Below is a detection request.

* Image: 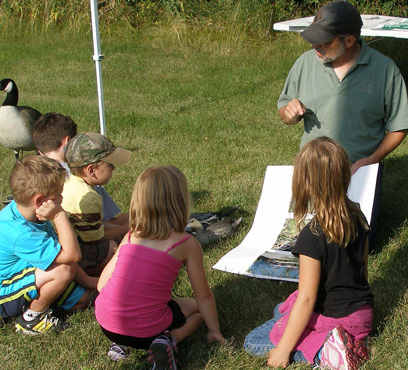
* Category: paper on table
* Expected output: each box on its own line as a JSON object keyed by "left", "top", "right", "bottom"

{"left": 273, "top": 15, "right": 408, "bottom": 39}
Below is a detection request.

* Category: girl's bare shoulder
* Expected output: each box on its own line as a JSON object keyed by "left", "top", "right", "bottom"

{"left": 168, "top": 232, "right": 202, "bottom": 260}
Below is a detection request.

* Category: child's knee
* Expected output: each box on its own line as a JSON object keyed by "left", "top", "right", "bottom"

{"left": 57, "top": 263, "right": 76, "bottom": 281}
{"left": 176, "top": 297, "right": 200, "bottom": 317}
{"left": 76, "top": 289, "right": 92, "bottom": 310}
{"left": 190, "top": 300, "right": 200, "bottom": 315}
{"left": 194, "top": 312, "right": 203, "bottom": 324}
{"left": 44, "top": 263, "right": 75, "bottom": 283}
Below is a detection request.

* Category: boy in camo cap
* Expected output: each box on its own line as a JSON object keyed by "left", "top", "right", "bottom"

{"left": 62, "top": 132, "right": 131, "bottom": 276}
{"left": 33, "top": 113, "right": 124, "bottom": 224}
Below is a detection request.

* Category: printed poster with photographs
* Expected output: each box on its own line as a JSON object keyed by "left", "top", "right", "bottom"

{"left": 247, "top": 215, "right": 312, "bottom": 281}
{"left": 212, "top": 165, "right": 378, "bottom": 283}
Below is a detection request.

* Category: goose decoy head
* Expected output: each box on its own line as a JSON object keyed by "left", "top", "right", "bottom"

{"left": 187, "top": 218, "right": 205, "bottom": 231}
{"left": 0, "top": 78, "right": 18, "bottom": 106}
{"left": 0, "top": 78, "right": 14, "bottom": 91}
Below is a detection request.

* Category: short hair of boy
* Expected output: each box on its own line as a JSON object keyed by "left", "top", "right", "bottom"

{"left": 9, "top": 155, "right": 66, "bottom": 206}
{"left": 130, "top": 165, "right": 192, "bottom": 240}
{"left": 65, "top": 132, "right": 131, "bottom": 170}
{"left": 70, "top": 161, "right": 100, "bottom": 177}
{"left": 33, "top": 113, "right": 78, "bottom": 154}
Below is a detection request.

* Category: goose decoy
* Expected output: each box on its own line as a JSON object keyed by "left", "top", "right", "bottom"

{"left": 187, "top": 217, "right": 242, "bottom": 246}
{"left": 0, "top": 78, "right": 41, "bottom": 159}
{"left": 187, "top": 212, "right": 220, "bottom": 231}
{"left": 187, "top": 206, "right": 239, "bottom": 231}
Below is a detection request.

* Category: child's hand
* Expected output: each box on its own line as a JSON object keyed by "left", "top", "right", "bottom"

{"left": 36, "top": 199, "right": 64, "bottom": 221}
{"left": 207, "top": 331, "right": 226, "bottom": 345}
{"left": 267, "top": 347, "right": 289, "bottom": 368}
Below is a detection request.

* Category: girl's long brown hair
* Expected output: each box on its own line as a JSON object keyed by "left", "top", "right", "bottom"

{"left": 130, "top": 165, "right": 192, "bottom": 240}
{"left": 291, "top": 137, "right": 368, "bottom": 247}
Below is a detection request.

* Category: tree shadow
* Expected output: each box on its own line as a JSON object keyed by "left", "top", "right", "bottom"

{"left": 374, "top": 155, "right": 408, "bottom": 252}
{"left": 190, "top": 190, "right": 211, "bottom": 206}
{"left": 367, "top": 155, "right": 408, "bottom": 332}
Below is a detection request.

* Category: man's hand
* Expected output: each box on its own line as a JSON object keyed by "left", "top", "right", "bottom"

{"left": 351, "top": 153, "right": 381, "bottom": 175}
{"left": 279, "top": 99, "right": 306, "bottom": 125}
{"left": 351, "top": 130, "right": 408, "bottom": 175}
{"left": 267, "top": 347, "right": 290, "bottom": 368}
{"left": 35, "top": 199, "right": 64, "bottom": 221}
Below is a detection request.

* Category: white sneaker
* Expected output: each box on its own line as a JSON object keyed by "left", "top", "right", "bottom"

{"left": 319, "top": 326, "right": 369, "bottom": 370}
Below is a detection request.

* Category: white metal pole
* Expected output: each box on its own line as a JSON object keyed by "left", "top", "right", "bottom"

{"left": 89, "top": 0, "right": 106, "bottom": 135}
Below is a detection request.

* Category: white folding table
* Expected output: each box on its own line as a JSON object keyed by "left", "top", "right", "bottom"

{"left": 273, "top": 15, "right": 408, "bottom": 40}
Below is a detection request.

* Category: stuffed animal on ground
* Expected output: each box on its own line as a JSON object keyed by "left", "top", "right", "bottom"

{"left": 187, "top": 217, "right": 242, "bottom": 245}
{"left": 0, "top": 78, "right": 41, "bottom": 159}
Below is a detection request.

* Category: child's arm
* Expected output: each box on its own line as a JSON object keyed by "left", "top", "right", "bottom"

{"left": 97, "top": 234, "right": 127, "bottom": 291}
{"left": 105, "top": 212, "right": 128, "bottom": 226}
{"left": 185, "top": 238, "right": 225, "bottom": 344}
{"left": 74, "top": 264, "right": 98, "bottom": 290}
{"left": 99, "top": 221, "right": 129, "bottom": 242}
{"left": 267, "top": 255, "right": 320, "bottom": 368}
{"left": 36, "top": 199, "right": 81, "bottom": 264}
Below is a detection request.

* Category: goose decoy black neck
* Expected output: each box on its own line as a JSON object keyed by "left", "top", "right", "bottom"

{"left": 0, "top": 78, "right": 18, "bottom": 106}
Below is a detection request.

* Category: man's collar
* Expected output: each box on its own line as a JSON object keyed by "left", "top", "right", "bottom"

{"left": 356, "top": 39, "right": 370, "bottom": 65}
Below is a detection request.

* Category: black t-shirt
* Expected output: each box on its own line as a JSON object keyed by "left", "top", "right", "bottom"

{"left": 292, "top": 216, "right": 373, "bottom": 318}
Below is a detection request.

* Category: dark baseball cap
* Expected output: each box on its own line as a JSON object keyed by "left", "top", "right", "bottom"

{"left": 65, "top": 132, "right": 131, "bottom": 168}
{"left": 301, "top": 1, "right": 362, "bottom": 45}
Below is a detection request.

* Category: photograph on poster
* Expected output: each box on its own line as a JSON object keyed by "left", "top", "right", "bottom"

{"left": 247, "top": 216, "right": 312, "bottom": 280}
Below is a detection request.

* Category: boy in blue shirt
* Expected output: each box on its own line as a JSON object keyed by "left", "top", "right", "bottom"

{"left": 0, "top": 155, "right": 97, "bottom": 334}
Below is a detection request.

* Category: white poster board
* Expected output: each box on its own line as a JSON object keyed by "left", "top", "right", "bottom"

{"left": 213, "top": 164, "right": 378, "bottom": 282}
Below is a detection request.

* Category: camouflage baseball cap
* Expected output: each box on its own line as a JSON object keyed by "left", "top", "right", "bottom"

{"left": 65, "top": 132, "right": 131, "bottom": 168}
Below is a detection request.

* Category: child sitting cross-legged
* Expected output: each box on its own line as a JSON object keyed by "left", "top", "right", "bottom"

{"left": 95, "top": 165, "right": 225, "bottom": 369}
{"left": 61, "top": 132, "right": 131, "bottom": 276}
{"left": 0, "top": 155, "right": 97, "bottom": 334}
{"left": 244, "top": 137, "right": 373, "bottom": 369}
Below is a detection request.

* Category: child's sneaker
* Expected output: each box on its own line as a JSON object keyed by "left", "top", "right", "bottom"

{"left": 15, "top": 309, "right": 69, "bottom": 335}
{"left": 107, "top": 343, "right": 130, "bottom": 361}
{"left": 148, "top": 331, "right": 178, "bottom": 370}
{"left": 320, "top": 326, "right": 369, "bottom": 370}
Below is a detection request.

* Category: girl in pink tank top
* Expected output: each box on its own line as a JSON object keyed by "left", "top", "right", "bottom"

{"left": 95, "top": 165, "right": 224, "bottom": 369}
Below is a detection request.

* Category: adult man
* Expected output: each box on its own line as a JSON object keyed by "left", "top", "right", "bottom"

{"left": 278, "top": 1, "right": 408, "bottom": 175}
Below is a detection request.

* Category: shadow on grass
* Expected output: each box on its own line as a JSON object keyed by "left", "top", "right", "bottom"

{"left": 374, "top": 155, "right": 408, "bottom": 252}
{"left": 212, "top": 275, "right": 296, "bottom": 344}
{"left": 368, "top": 155, "right": 408, "bottom": 333}
{"left": 191, "top": 190, "right": 211, "bottom": 205}
{"left": 370, "top": 224, "right": 408, "bottom": 334}
{"left": 178, "top": 274, "right": 299, "bottom": 369}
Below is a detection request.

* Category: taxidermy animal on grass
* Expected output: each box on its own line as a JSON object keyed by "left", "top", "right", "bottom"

{"left": 0, "top": 78, "right": 42, "bottom": 159}
{"left": 187, "top": 217, "right": 242, "bottom": 246}
{"left": 187, "top": 206, "right": 240, "bottom": 231}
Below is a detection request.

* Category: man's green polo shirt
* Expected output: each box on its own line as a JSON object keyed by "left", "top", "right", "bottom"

{"left": 278, "top": 40, "right": 408, "bottom": 162}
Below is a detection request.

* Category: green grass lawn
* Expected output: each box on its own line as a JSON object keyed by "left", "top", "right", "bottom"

{"left": 1, "top": 27, "right": 408, "bottom": 370}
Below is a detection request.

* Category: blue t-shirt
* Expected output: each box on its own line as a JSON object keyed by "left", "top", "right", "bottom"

{"left": 0, "top": 201, "right": 61, "bottom": 282}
